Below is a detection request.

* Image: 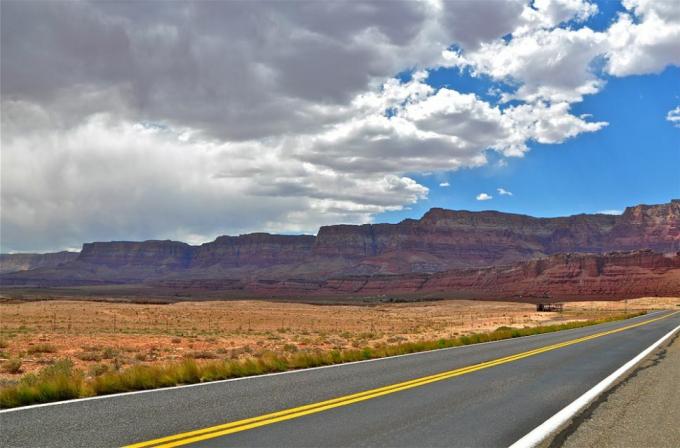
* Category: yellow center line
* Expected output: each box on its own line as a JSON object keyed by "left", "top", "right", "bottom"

{"left": 126, "top": 311, "right": 678, "bottom": 448}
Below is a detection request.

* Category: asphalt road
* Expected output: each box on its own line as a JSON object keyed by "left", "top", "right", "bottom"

{"left": 1, "top": 311, "right": 678, "bottom": 448}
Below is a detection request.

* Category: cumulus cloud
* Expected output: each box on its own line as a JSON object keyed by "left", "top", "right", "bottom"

{"left": 605, "top": 0, "right": 680, "bottom": 76}
{"left": 497, "top": 188, "right": 513, "bottom": 196}
{"left": 447, "top": 0, "right": 680, "bottom": 102}
{"left": 476, "top": 193, "right": 493, "bottom": 201}
{"left": 522, "top": 0, "right": 599, "bottom": 29}
{"left": 448, "top": 27, "right": 606, "bottom": 103}
{"left": 667, "top": 106, "right": 680, "bottom": 128}
{"left": 1, "top": 0, "right": 678, "bottom": 252}
{"left": 597, "top": 209, "right": 623, "bottom": 215}
{"left": 439, "top": 182, "right": 450, "bottom": 187}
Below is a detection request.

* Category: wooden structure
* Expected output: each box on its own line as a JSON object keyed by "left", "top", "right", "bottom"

{"left": 536, "top": 303, "right": 563, "bottom": 312}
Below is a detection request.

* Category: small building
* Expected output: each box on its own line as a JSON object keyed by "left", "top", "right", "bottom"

{"left": 536, "top": 303, "right": 563, "bottom": 312}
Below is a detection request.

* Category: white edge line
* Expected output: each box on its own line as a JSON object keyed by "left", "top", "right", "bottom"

{"left": 0, "top": 310, "right": 661, "bottom": 414}
{"left": 509, "top": 320, "right": 680, "bottom": 448}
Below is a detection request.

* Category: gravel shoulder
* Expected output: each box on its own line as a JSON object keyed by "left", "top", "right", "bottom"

{"left": 551, "top": 329, "right": 680, "bottom": 448}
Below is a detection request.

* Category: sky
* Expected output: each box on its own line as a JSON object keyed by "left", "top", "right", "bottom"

{"left": 1, "top": 0, "right": 679, "bottom": 252}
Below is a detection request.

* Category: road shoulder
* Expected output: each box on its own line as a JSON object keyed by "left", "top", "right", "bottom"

{"left": 546, "top": 330, "right": 680, "bottom": 448}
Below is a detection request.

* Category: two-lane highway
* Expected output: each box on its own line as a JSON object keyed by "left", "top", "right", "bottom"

{"left": 2, "top": 311, "right": 678, "bottom": 447}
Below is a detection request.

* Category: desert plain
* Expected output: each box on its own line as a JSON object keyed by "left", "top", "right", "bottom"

{"left": 2, "top": 296, "right": 678, "bottom": 382}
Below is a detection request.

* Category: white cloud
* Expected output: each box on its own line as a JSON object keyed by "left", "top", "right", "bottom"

{"left": 448, "top": 26, "right": 607, "bottom": 104}
{"left": 667, "top": 106, "right": 680, "bottom": 128}
{"left": 300, "top": 73, "right": 606, "bottom": 175}
{"left": 476, "top": 193, "right": 493, "bottom": 201}
{"left": 522, "top": 0, "right": 599, "bottom": 29}
{"left": 597, "top": 209, "right": 623, "bottom": 215}
{"left": 446, "top": 0, "right": 680, "bottom": 104}
{"left": 504, "top": 101, "right": 607, "bottom": 146}
{"left": 497, "top": 187, "right": 513, "bottom": 196}
{"left": 605, "top": 0, "right": 680, "bottom": 76}
{"left": 439, "top": 182, "right": 450, "bottom": 187}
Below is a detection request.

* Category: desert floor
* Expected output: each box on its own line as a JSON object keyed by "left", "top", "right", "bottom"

{"left": 1, "top": 297, "right": 678, "bottom": 381}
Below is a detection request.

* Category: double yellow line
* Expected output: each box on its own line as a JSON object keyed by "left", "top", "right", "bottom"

{"left": 127, "top": 311, "right": 677, "bottom": 448}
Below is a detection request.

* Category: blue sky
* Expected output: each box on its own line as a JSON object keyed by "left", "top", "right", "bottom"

{"left": 377, "top": 65, "right": 680, "bottom": 222}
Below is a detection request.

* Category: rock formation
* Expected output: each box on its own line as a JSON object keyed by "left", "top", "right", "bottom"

{"left": 1, "top": 200, "right": 678, "bottom": 301}
{"left": 151, "top": 250, "right": 680, "bottom": 300}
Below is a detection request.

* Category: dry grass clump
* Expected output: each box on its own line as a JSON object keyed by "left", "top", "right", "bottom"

{"left": 76, "top": 352, "right": 102, "bottom": 362}
{"left": 0, "top": 312, "right": 643, "bottom": 409}
{"left": 185, "top": 350, "right": 218, "bottom": 360}
{"left": 26, "top": 344, "right": 57, "bottom": 355}
{"left": 1, "top": 359, "right": 22, "bottom": 374}
{"left": 0, "top": 360, "right": 86, "bottom": 407}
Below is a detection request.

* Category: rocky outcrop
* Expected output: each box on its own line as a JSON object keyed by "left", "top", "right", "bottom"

{"left": 149, "top": 250, "right": 680, "bottom": 301}
{"left": 418, "top": 250, "right": 680, "bottom": 301}
{"left": 0, "top": 251, "right": 79, "bottom": 274}
{"left": 604, "top": 200, "right": 680, "bottom": 252}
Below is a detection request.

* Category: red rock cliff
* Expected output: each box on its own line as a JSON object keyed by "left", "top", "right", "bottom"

{"left": 2, "top": 200, "right": 678, "bottom": 287}
{"left": 190, "top": 233, "right": 315, "bottom": 268}
{"left": 159, "top": 250, "right": 677, "bottom": 301}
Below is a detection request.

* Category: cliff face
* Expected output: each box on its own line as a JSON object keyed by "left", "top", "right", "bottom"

{"left": 1, "top": 200, "right": 678, "bottom": 290}
{"left": 191, "top": 234, "right": 315, "bottom": 268}
{"left": 604, "top": 201, "right": 680, "bottom": 252}
{"left": 311, "top": 200, "right": 679, "bottom": 273}
{"left": 419, "top": 250, "right": 680, "bottom": 300}
{"left": 0, "top": 251, "right": 79, "bottom": 274}
{"left": 150, "top": 250, "right": 680, "bottom": 301}
{"left": 78, "top": 241, "right": 194, "bottom": 268}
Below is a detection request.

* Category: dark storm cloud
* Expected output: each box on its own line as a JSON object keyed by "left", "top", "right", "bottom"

{"left": 1, "top": 0, "right": 531, "bottom": 141}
